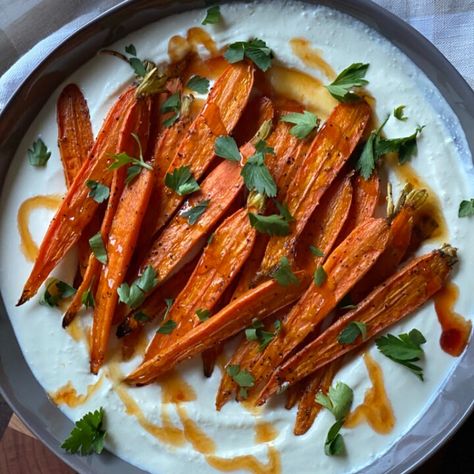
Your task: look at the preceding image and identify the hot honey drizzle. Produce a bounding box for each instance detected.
[50,377,103,408]
[290,37,336,80]
[168,27,218,63]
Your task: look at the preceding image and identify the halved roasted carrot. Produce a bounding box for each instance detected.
[248,217,390,391]
[125,272,308,385]
[233,96,274,146]
[258,101,371,277]
[18,86,137,305]
[57,84,94,188]
[153,62,255,233]
[258,245,457,404]
[116,259,197,338]
[144,208,257,360]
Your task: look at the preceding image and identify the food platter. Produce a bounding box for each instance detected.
[0,1,473,474]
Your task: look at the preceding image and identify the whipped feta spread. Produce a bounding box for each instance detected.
[1,2,473,473]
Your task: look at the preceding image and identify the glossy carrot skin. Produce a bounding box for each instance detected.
[258,246,456,404]
[144,208,256,359]
[153,62,255,232]
[57,84,94,188]
[249,218,391,390]
[125,272,309,385]
[259,102,371,277]
[18,86,136,305]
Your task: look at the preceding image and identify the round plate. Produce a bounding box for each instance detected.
[0,1,473,473]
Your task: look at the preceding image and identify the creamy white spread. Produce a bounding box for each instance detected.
[1,2,473,473]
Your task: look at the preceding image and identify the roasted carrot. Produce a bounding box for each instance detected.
[258,245,457,404]
[153,62,255,233]
[57,84,94,188]
[248,217,390,391]
[258,102,371,277]
[144,208,257,360]
[116,259,197,338]
[18,86,137,305]
[125,272,308,385]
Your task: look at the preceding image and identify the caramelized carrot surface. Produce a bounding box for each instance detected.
[258,246,457,403]
[126,272,308,385]
[259,102,371,277]
[18,87,137,305]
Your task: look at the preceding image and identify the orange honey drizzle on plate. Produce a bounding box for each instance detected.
[290,37,336,80]
[50,377,103,408]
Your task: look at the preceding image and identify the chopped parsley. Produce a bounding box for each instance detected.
[226,364,255,398]
[241,140,277,197]
[196,308,211,322]
[161,92,181,127]
[28,138,51,167]
[165,166,200,196]
[181,199,210,225]
[313,265,327,287]
[86,180,110,203]
[280,111,319,139]
[271,256,299,286]
[393,105,407,121]
[248,212,290,236]
[89,232,107,265]
[215,135,241,162]
[186,75,210,94]
[202,5,221,25]
[81,287,95,309]
[245,319,281,351]
[41,278,76,307]
[459,199,474,218]
[117,265,158,309]
[224,38,273,72]
[326,63,369,102]
[337,321,367,345]
[156,319,177,335]
[309,245,324,257]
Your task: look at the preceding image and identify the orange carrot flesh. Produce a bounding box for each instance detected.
[153,62,255,232]
[18,87,136,305]
[144,208,256,359]
[258,246,456,404]
[259,102,371,276]
[125,272,308,385]
[249,217,391,390]
[57,84,94,188]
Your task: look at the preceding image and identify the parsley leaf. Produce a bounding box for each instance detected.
[280,111,319,139]
[338,321,367,345]
[310,245,324,257]
[313,266,327,287]
[41,278,76,307]
[161,92,181,127]
[117,265,158,309]
[123,44,147,77]
[89,232,107,265]
[81,287,95,309]
[274,200,294,223]
[202,5,221,25]
[133,311,150,323]
[325,420,346,456]
[163,298,173,319]
[241,140,277,197]
[375,329,426,380]
[28,138,51,167]
[196,308,211,321]
[165,166,200,196]
[157,319,177,335]
[326,63,369,102]
[226,364,255,399]
[125,44,137,56]
[248,212,290,236]
[224,38,273,72]
[394,105,407,121]
[215,135,241,162]
[245,319,281,351]
[86,180,110,203]
[186,75,210,94]
[459,199,474,218]
[271,256,299,286]
[61,407,106,455]
[181,199,210,225]
[316,381,354,420]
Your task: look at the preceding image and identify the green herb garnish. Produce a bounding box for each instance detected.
[165,165,200,196]
[181,199,210,225]
[241,140,277,197]
[161,92,182,127]
[157,319,177,335]
[459,199,474,218]
[81,287,95,309]
[28,138,51,167]
[280,111,319,139]
[117,265,158,309]
[309,245,324,257]
[89,232,107,265]
[326,63,369,102]
[215,135,241,162]
[226,364,255,399]
[271,256,299,286]
[202,5,221,25]
[187,75,210,94]
[337,321,367,345]
[196,308,211,322]
[86,180,110,203]
[41,278,76,307]
[224,38,273,72]
[393,105,407,121]
[245,319,281,351]
[248,212,290,236]
[313,266,327,287]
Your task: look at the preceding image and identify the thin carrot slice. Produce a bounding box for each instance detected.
[258,245,457,404]
[144,208,256,360]
[248,217,391,391]
[18,86,137,305]
[57,84,94,188]
[258,102,371,277]
[153,62,255,232]
[125,272,308,385]
[116,259,197,338]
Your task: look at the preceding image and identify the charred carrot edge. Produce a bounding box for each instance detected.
[258,245,457,404]
[336,172,380,243]
[202,345,221,378]
[125,271,309,385]
[293,359,342,435]
[57,84,94,188]
[285,382,306,410]
[258,101,371,277]
[18,86,136,305]
[248,217,391,392]
[116,259,197,338]
[153,62,255,233]
[216,174,353,408]
[351,186,428,303]
[90,98,152,374]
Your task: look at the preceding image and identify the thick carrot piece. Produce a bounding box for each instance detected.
[125,272,308,385]
[154,62,255,232]
[249,218,390,390]
[57,84,94,188]
[144,208,256,359]
[259,102,371,277]
[258,245,457,403]
[18,87,136,305]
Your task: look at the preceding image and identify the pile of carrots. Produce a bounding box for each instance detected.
[18,53,457,435]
